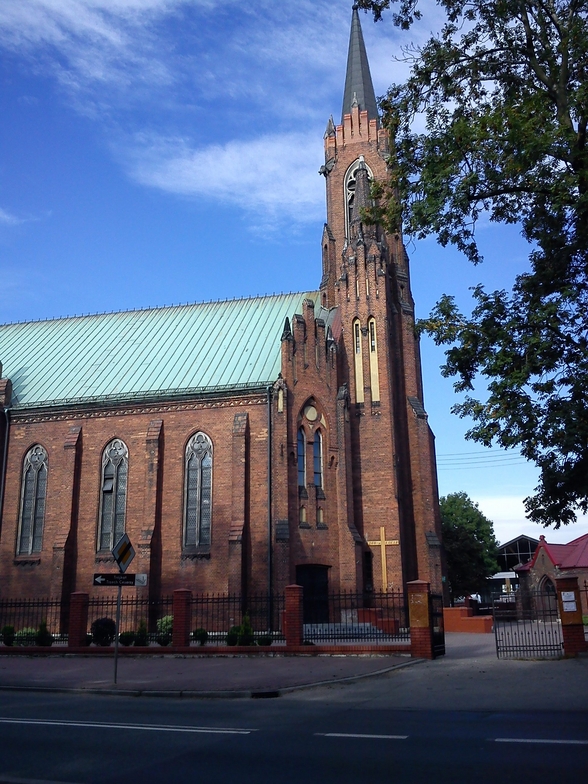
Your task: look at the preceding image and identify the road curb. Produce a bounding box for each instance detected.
[0,658,424,700]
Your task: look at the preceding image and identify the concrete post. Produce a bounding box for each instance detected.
[284,584,303,647]
[407,580,433,660]
[172,589,192,648]
[68,592,89,648]
[556,576,588,657]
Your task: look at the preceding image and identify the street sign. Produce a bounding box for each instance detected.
[112,533,135,573]
[93,573,147,587]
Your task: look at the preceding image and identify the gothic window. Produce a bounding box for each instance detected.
[344,159,374,238]
[297,428,306,487]
[184,432,213,548]
[317,507,325,526]
[17,445,48,555]
[368,317,381,403]
[98,439,128,552]
[313,431,323,488]
[353,319,365,403]
[299,506,307,526]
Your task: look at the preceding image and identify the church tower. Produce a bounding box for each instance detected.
[319,4,444,594]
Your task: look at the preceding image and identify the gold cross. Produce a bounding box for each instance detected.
[367,526,399,592]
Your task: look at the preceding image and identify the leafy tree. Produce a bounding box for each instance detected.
[440,492,499,603]
[357,0,588,527]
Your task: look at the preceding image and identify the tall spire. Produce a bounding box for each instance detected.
[341,4,379,124]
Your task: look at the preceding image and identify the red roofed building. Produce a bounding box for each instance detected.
[516,534,588,614]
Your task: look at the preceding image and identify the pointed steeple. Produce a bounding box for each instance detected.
[341,4,379,124]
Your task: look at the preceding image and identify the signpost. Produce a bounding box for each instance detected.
[112,535,135,684]
[93,573,147,587]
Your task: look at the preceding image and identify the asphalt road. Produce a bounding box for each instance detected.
[0,686,586,784]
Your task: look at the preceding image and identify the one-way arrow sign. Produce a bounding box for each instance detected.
[93,573,147,587]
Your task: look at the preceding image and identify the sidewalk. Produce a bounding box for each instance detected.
[1,634,587,706]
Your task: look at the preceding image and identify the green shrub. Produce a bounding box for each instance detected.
[256,634,273,647]
[1,625,14,646]
[192,627,208,646]
[91,617,116,646]
[226,626,240,646]
[156,615,173,646]
[36,620,53,647]
[118,631,136,646]
[15,627,37,646]
[238,614,255,646]
[134,619,149,646]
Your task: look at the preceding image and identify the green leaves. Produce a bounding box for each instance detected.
[440,492,499,601]
[363,0,588,526]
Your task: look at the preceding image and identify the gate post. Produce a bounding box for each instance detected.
[172,589,192,647]
[284,584,303,647]
[556,576,588,657]
[68,592,89,648]
[408,580,434,660]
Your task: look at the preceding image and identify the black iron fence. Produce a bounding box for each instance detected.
[493,590,562,659]
[0,597,65,645]
[1,590,410,647]
[190,592,285,643]
[88,595,174,645]
[301,591,409,644]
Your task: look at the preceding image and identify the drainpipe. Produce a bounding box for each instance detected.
[267,385,273,630]
[0,407,11,530]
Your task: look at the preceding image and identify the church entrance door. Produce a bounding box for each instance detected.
[296,565,329,624]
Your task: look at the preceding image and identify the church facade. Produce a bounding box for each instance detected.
[0,7,444,609]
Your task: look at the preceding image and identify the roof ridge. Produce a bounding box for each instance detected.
[0,290,317,329]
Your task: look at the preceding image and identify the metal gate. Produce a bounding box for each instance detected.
[431,593,445,658]
[493,590,563,659]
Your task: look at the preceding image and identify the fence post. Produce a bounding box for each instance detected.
[172,589,192,647]
[556,576,588,657]
[68,592,89,648]
[284,584,303,647]
[408,580,434,660]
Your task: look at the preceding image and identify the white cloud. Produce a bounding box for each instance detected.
[473,495,588,546]
[0,207,24,226]
[127,131,325,228]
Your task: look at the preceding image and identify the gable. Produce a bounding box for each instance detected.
[0,292,318,410]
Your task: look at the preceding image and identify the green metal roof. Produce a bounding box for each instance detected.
[0,292,318,410]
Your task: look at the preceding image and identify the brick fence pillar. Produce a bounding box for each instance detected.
[68,592,89,648]
[407,580,433,660]
[284,584,303,647]
[556,576,588,657]
[172,589,192,647]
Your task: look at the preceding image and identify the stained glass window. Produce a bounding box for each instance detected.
[184,433,213,548]
[18,445,48,555]
[98,439,128,551]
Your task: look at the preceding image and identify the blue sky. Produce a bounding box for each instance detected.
[1,0,585,546]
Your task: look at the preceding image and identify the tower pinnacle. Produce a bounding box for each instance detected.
[341,5,379,124]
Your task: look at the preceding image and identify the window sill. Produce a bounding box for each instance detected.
[95,554,116,564]
[181,549,211,561]
[13,557,41,566]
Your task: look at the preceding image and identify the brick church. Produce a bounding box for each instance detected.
[0,6,444,608]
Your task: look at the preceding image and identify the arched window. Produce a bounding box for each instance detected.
[297,428,306,487]
[299,506,307,525]
[98,439,128,552]
[18,445,48,555]
[353,318,365,403]
[313,431,323,488]
[368,317,380,403]
[344,158,374,238]
[184,432,213,548]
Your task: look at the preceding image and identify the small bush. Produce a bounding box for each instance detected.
[192,628,208,646]
[1,625,15,646]
[118,631,136,647]
[226,626,240,646]
[256,634,273,647]
[156,615,173,646]
[36,620,53,647]
[91,617,116,646]
[15,627,37,646]
[134,619,149,646]
[238,614,255,646]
